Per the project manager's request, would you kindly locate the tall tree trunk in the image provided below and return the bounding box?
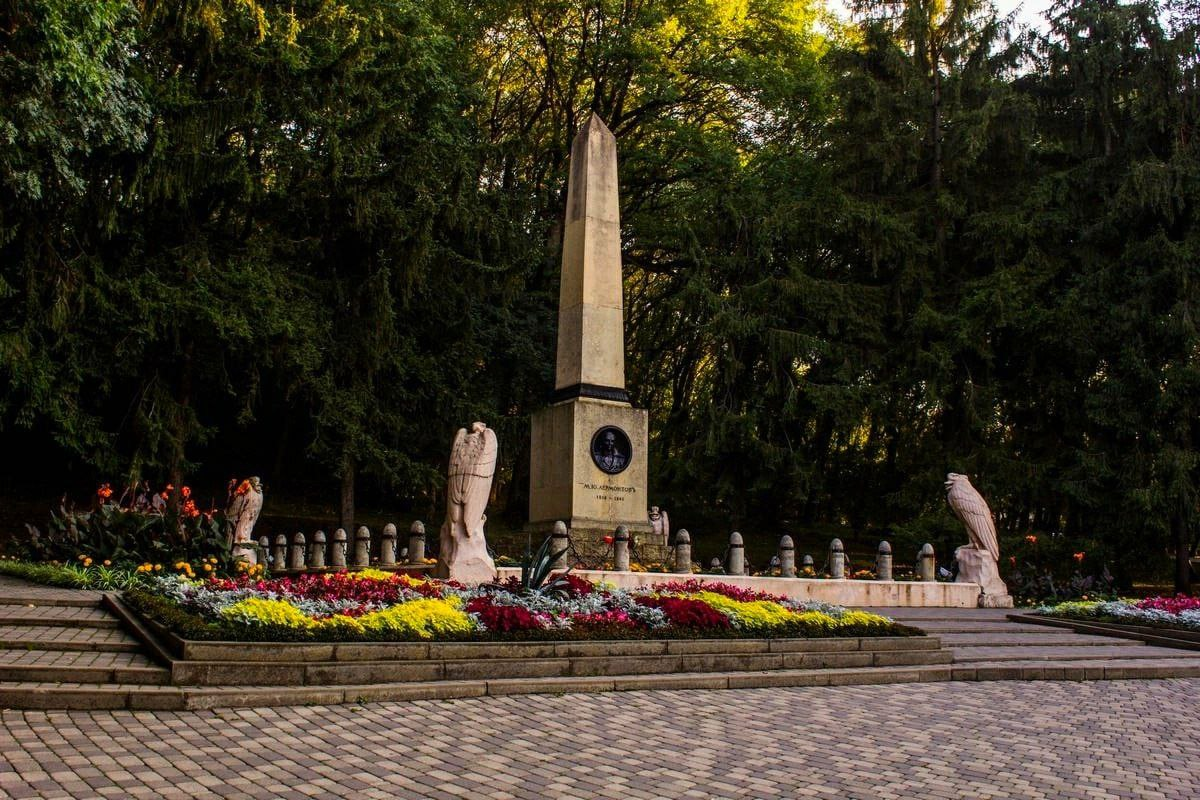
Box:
[168,339,195,512]
[1174,508,1192,594]
[340,452,355,534]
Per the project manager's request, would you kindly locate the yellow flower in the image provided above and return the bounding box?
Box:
[203,563,213,572]
[222,598,314,628]
[356,568,394,581]
[103,560,111,567]
[356,597,473,639]
[154,564,162,571]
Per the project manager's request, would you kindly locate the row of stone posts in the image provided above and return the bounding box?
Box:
[259,521,430,572]
[702,532,938,581]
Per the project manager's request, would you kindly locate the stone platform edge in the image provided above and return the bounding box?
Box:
[1010,612,1200,652]
[495,568,981,608]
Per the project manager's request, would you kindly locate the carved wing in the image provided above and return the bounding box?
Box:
[461,428,498,537]
[226,491,247,520]
[446,428,469,504]
[948,480,999,562]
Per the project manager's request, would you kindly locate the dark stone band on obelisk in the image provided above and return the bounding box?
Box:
[549,383,630,404]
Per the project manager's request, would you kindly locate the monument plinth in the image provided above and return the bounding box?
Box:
[529,115,660,557]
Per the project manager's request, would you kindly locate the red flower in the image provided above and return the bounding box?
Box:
[97,483,113,500]
[465,597,545,632]
[603,535,614,545]
[650,579,785,603]
[636,596,730,629]
[1024,535,1038,544]
[1072,551,1085,563]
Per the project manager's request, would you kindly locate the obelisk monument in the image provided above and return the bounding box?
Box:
[528,114,659,554]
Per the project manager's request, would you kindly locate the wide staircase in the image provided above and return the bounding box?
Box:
[3,576,1199,710]
[872,607,1200,680]
[0,577,172,709]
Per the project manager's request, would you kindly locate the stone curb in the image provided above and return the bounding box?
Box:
[5,659,1200,710]
[1009,613,1200,652]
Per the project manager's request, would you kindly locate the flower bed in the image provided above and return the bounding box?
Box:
[123,570,918,643]
[1033,595,1200,632]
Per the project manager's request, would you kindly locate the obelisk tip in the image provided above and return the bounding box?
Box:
[575,112,614,144]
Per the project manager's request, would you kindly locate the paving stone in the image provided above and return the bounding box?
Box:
[4,680,1196,798]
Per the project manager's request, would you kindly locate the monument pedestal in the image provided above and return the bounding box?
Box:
[955,545,1014,608]
[529,397,663,559]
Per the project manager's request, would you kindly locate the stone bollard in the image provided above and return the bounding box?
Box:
[918,543,936,582]
[290,532,307,571]
[614,526,630,571]
[673,529,692,574]
[710,557,723,573]
[408,521,426,564]
[728,531,745,576]
[311,531,327,569]
[830,538,845,579]
[331,528,348,569]
[802,554,814,573]
[354,526,371,567]
[258,536,269,565]
[550,521,569,570]
[779,535,796,577]
[876,540,893,581]
[380,523,397,566]
[273,534,288,569]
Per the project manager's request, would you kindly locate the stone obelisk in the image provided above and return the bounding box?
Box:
[528,114,658,555]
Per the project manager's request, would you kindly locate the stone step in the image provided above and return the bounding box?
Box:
[7,652,1200,710]
[864,608,1015,621]
[0,664,960,710]
[906,621,1071,634]
[0,648,168,685]
[170,647,956,686]
[940,632,1142,647]
[0,592,101,609]
[950,658,1200,681]
[173,634,942,663]
[0,605,120,629]
[951,644,1200,663]
[0,625,142,653]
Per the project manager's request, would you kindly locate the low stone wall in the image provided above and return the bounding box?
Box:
[495,568,980,608]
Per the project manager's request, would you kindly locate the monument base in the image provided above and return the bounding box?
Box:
[530,397,660,564]
[955,545,1012,608]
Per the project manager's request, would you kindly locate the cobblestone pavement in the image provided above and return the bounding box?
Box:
[1,679,1197,800]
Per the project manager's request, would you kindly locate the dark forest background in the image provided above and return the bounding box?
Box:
[2,0,1197,586]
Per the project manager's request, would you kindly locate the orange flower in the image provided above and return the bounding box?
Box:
[160,483,174,500]
[1024,535,1038,545]
[181,486,192,499]
[182,499,200,518]
[97,483,113,500]
[1073,551,1085,563]
[235,479,252,496]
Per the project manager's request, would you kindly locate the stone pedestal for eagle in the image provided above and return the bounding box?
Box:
[436,422,498,584]
[945,473,1013,608]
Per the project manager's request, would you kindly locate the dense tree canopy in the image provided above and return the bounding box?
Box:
[1,0,1196,587]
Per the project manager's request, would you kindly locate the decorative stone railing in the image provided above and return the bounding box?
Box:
[256,521,433,573]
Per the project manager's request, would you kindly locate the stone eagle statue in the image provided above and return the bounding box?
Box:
[436,422,498,583]
[226,477,264,564]
[945,473,1011,607]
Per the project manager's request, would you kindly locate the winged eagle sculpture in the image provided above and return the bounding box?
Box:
[436,422,498,583]
[945,473,1012,607]
[226,476,264,564]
